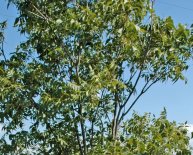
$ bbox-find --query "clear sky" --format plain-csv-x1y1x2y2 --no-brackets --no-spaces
0,0,193,125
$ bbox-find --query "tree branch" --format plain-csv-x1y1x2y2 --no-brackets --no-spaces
112,90,118,139
78,102,86,155
30,97,40,110
121,70,142,109
114,70,142,132
119,78,159,123
1,42,7,61
30,3,50,21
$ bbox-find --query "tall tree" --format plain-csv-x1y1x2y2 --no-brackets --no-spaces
0,0,193,154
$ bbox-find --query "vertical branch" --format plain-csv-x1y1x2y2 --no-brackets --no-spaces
114,70,142,131
112,92,118,139
72,107,83,155
90,89,106,148
69,46,85,154
75,123,83,155
79,103,87,155
1,42,7,62
90,118,94,148
76,48,87,154
99,117,104,145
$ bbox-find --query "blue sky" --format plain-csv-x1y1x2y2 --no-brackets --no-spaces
136,0,193,124
0,0,193,124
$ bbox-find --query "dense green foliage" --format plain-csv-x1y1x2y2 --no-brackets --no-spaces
90,110,191,155
0,0,193,154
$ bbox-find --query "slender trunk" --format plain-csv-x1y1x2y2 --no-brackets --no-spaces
90,120,94,148
79,104,87,155
75,123,83,155
112,91,118,139
72,106,84,155
80,120,86,155
100,118,104,145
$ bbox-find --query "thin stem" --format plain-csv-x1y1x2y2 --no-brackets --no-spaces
112,91,118,139
31,3,50,21
72,107,83,155
119,78,159,123
1,42,7,61
79,103,87,155
75,123,83,155
114,70,142,131
90,119,94,148
30,97,40,110
121,70,142,109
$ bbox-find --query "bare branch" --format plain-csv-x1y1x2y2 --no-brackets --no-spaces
1,42,7,61
126,69,137,85
112,90,118,139
29,97,40,110
114,70,142,131
119,78,159,123
121,70,142,109
31,3,50,21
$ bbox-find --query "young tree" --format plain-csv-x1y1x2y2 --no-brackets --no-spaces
0,0,193,154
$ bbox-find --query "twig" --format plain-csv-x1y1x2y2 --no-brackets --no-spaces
1,42,7,61
119,78,159,123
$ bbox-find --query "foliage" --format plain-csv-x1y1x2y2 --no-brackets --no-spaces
0,0,193,154
89,110,191,155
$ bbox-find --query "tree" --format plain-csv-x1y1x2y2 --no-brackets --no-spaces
0,0,193,154
90,109,191,155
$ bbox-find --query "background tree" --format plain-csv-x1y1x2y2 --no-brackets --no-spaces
0,0,193,154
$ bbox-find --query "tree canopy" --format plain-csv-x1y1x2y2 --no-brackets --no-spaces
0,0,193,154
